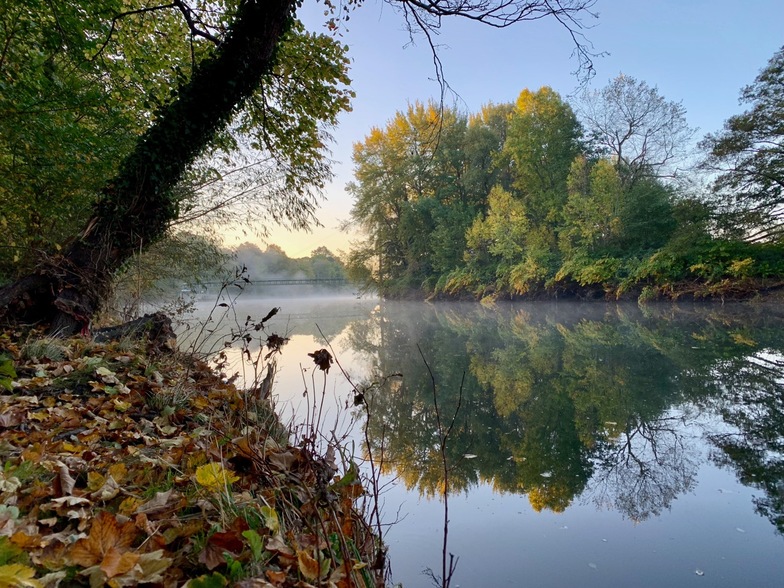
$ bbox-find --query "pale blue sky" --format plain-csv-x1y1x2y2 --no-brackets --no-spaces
237,0,784,257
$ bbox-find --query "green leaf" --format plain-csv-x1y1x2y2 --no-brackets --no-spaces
0,357,15,392
241,530,264,561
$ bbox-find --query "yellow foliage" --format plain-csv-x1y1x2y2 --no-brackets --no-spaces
0,564,41,588
194,463,239,492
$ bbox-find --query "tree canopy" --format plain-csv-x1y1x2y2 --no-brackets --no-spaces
0,1,351,280
0,0,604,331
701,45,784,242
347,65,784,301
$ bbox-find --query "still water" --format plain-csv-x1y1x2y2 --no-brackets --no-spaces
183,295,784,587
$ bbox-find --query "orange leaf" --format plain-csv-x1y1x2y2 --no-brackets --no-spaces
265,569,287,585
100,547,140,579
10,530,43,549
297,549,324,582
69,511,138,567
108,462,128,483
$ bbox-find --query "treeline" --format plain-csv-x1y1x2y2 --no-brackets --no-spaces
108,238,347,318
347,49,784,301
232,242,346,282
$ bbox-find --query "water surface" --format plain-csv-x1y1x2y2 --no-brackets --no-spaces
185,297,784,587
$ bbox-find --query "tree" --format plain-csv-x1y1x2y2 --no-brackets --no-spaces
1,0,599,332
579,74,695,187
0,2,351,280
0,0,336,332
347,102,445,293
504,87,584,222
701,46,784,242
560,156,676,259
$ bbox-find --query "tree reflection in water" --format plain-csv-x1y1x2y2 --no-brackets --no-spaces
345,301,784,533
708,349,784,533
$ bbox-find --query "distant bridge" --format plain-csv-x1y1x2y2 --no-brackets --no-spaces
199,278,349,287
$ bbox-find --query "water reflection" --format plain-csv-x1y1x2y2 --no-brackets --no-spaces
345,301,784,533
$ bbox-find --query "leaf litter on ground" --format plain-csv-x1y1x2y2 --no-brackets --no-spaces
0,328,384,587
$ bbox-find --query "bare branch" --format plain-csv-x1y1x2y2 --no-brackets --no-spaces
173,0,222,45
385,0,600,111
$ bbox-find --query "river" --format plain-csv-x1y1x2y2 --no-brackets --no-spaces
180,294,784,587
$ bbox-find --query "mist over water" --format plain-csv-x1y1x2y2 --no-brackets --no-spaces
181,296,784,587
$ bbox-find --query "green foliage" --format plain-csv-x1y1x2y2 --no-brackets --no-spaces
0,1,352,280
230,243,347,283
110,232,228,319
348,72,784,301
701,45,784,240
188,572,228,588
0,536,27,566
348,101,510,295
505,87,583,214
0,356,15,392
355,302,784,516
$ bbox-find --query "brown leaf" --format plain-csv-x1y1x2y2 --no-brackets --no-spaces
109,550,172,587
209,530,244,554
265,534,294,557
307,349,333,373
267,450,297,472
10,530,44,550
297,549,325,582
235,580,276,588
265,569,287,585
197,530,244,571
100,547,140,578
0,409,24,427
69,511,138,568
197,541,227,571
56,462,76,496
134,489,177,515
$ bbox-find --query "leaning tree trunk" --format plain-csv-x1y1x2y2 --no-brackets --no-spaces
0,0,295,335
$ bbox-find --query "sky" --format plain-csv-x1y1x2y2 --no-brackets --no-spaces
224,0,784,258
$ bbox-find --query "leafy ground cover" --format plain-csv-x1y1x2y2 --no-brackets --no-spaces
0,328,383,587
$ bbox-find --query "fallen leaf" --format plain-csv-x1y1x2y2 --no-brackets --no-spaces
89,475,120,501
0,410,23,428
259,506,279,534
99,548,139,579
265,534,294,557
265,569,287,584
47,496,90,508
198,530,245,568
297,549,329,582
69,511,137,568
99,550,172,587
186,572,228,588
86,472,106,492
194,463,239,493
55,462,75,496
134,489,178,515
267,450,297,472
9,531,43,550
235,580,276,588
0,563,42,588
107,462,128,483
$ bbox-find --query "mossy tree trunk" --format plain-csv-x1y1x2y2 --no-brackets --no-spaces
0,0,295,334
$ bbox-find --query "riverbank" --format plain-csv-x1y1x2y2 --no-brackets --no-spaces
421,276,784,304
0,326,384,587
